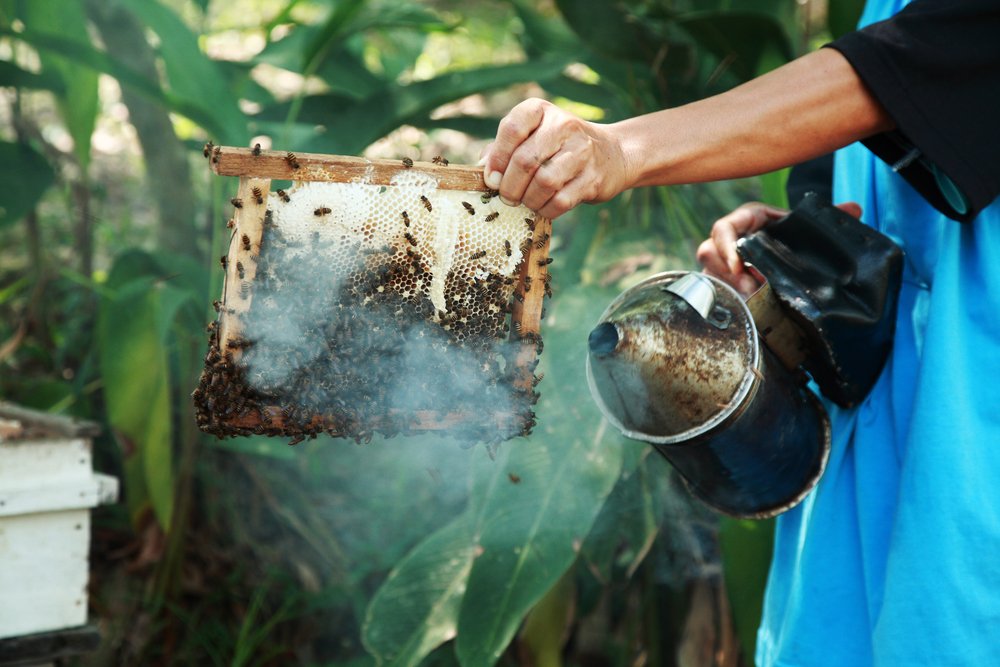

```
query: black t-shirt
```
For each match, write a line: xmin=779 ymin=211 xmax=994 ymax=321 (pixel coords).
xmin=825 ymin=0 xmax=1000 ymax=222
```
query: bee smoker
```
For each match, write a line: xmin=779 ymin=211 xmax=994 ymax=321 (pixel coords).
xmin=587 ymin=272 xmax=830 ymax=518
xmin=587 ymin=195 xmax=903 ymax=518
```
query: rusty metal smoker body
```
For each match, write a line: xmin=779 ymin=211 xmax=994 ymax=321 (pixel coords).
xmin=587 ymin=271 xmax=830 ymax=518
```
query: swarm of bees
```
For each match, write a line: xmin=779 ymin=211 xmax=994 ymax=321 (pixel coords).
xmin=193 ymin=160 xmax=553 ymax=448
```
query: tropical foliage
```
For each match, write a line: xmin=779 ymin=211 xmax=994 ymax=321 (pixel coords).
xmin=0 ymin=0 xmax=858 ymax=664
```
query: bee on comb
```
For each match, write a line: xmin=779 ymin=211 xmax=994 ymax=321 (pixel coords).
xmin=402 ymin=157 xmax=413 ymax=168
xmin=485 ymin=212 xmax=499 ymax=222
xmin=251 ymin=187 xmax=264 ymax=205
xmin=462 ymin=202 xmax=475 ymax=215
xmin=534 ymin=232 xmax=550 ymax=249
xmin=401 ymin=210 xmax=410 ymax=227
xmin=241 ymin=234 xmax=251 ymax=251
xmin=203 ymin=141 xmax=215 ymax=159
xmin=276 ymin=189 xmax=290 ymax=203
xmin=285 ymin=152 xmax=300 ymax=169
xmin=420 ymin=195 xmax=432 ymax=212
xmin=470 ymin=249 xmax=487 ymax=260
xmin=314 ymin=207 xmax=332 ymax=216
xmin=431 ymin=155 xmax=449 ymax=166
xmin=252 ymin=143 xmax=261 ymax=156
xmin=230 ymin=197 xmax=243 ymax=209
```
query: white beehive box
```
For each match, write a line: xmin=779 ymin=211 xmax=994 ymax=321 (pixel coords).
xmin=0 ymin=402 xmax=118 ymax=641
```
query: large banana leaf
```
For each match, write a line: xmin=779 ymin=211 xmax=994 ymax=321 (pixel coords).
xmin=0 ymin=141 xmax=55 ymax=227
xmin=21 ymin=0 xmax=98 ymax=170
xmin=98 ymin=250 xmax=201 ymax=530
xmin=454 ymin=282 xmax=628 ymax=666
xmin=287 ymin=56 xmax=574 ymax=155
xmin=0 ymin=26 xmax=228 ymax=139
xmin=362 ymin=513 xmax=477 ymax=667
xmin=115 ymin=0 xmax=245 ymax=145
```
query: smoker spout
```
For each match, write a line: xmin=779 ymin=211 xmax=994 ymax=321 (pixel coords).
xmin=588 ymin=322 xmax=620 ymax=356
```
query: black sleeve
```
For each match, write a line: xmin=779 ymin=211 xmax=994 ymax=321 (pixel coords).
xmin=826 ymin=0 xmax=1000 ymax=222
xmin=786 ymin=153 xmax=834 ymax=207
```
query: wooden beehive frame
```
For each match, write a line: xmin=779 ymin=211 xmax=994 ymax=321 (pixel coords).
xmin=203 ymin=146 xmax=552 ymax=438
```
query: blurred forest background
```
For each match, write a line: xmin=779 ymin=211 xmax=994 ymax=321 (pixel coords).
xmin=0 ymin=0 xmax=861 ymax=665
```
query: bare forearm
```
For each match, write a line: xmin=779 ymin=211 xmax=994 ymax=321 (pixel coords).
xmin=618 ymin=48 xmax=893 ymax=188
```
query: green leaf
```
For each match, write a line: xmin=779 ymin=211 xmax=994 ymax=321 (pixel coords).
xmin=554 ymin=0 xmax=663 ymax=63
xmin=0 ymin=25 xmax=228 ymax=138
xmin=0 ymin=59 xmax=65 ymax=92
xmin=580 ymin=451 xmax=658 ymax=583
xmin=509 ymin=0 xmax=581 ymax=58
xmin=0 ymin=140 xmax=55 ymax=227
xmin=362 ymin=512 xmax=476 ymax=667
xmin=23 ymin=0 xmax=99 ymax=170
xmin=828 ymin=0 xmax=866 ymax=39
xmin=114 ymin=0 xmax=246 ymax=145
xmin=454 ymin=283 xmax=626 ymax=666
xmin=307 ymin=56 xmax=573 ymax=155
xmin=675 ymin=11 xmax=793 ymax=83
xmin=418 ymin=115 xmax=503 ymax=140
xmin=98 ymin=250 xmax=176 ymax=529
xmin=719 ymin=517 xmax=774 ymax=660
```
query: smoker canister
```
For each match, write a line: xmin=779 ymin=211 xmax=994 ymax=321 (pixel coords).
xmin=586 ymin=271 xmax=830 ymax=518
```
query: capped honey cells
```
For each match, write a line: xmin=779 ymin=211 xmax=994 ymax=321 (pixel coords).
xmin=194 ymin=167 xmax=551 ymax=448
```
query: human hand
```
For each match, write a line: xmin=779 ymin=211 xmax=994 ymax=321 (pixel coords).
xmin=481 ymin=98 xmax=628 ymax=220
xmin=696 ymin=201 xmax=862 ymax=296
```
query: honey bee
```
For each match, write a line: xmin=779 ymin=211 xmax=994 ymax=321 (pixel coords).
xmin=524 ymin=217 xmax=536 ymax=231
xmin=470 ymin=249 xmax=487 ymax=260
xmin=236 ymin=260 xmax=245 ymax=279
xmin=285 ymin=151 xmax=300 ymax=169
xmin=485 ymin=212 xmax=499 ymax=222
xmin=401 ymin=210 xmax=410 ymax=227
xmin=534 ymin=232 xmax=550 ymax=249
xmin=203 ymin=141 xmax=214 ymax=158
xmin=314 ymin=207 xmax=332 ymax=216
xmin=219 ymin=255 xmax=227 ymax=270
xmin=241 ymin=234 xmax=251 ymax=251
xmin=524 ymin=276 xmax=532 ymax=291
xmin=226 ymin=336 xmax=254 ymax=350
xmin=481 ymin=189 xmax=499 ymax=203
xmin=514 ymin=292 xmax=524 ymax=303
xmin=404 ymin=231 xmax=418 ymax=246
xmin=402 ymin=157 xmax=413 ymax=168
xmin=276 ymin=189 xmax=290 ymax=203
xmin=230 ymin=197 xmax=243 ymax=209
xmin=537 ymin=257 xmax=553 ymax=267
xmin=251 ymin=187 xmax=263 ymax=205
xmin=420 ymin=195 xmax=432 ymax=212
xmin=212 ymin=146 xmax=221 ymax=163
xmin=508 ymin=472 xmax=521 ymax=484
xmin=504 ymin=240 xmax=512 ymax=256
xmin=462 ymin=201 xmax=475 ymax=215
xmin=226 ymin=218 xmax=235 ymax=229
xmin=432 ymin=155 xmax=449 ymax=166
xmin=252 ymin=143 xmax=262 ymax=156
xmin=532 ymin=373 xmax=544 ymax=387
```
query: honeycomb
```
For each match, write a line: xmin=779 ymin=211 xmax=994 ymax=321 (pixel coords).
xmin=194 ymin=166 xmax=547 ymax=448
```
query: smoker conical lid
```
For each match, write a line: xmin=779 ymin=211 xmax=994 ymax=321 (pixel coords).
xmin=586 ymin=272 xmax=759 ymax=444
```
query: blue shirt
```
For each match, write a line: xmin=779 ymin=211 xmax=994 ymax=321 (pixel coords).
xmin=756 ymin=2 xmax=1000 ymax=665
